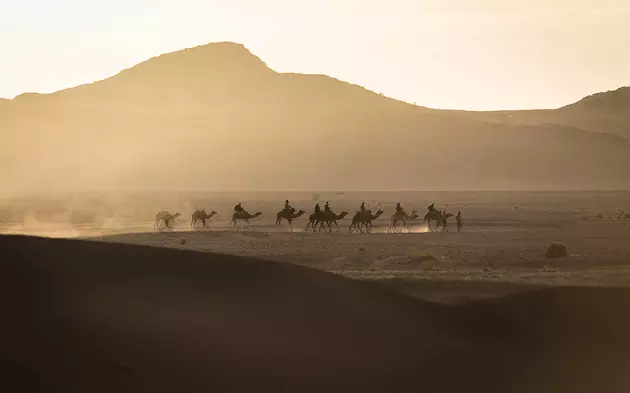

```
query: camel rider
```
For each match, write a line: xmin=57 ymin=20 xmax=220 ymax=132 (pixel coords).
xmin=428 ymin=202 xmax=436 ymax=212
xmin=314 ymin=203 xmax=322 ymax=215
xmin=324 ymin=201 xmax=331 ymax=214
xmin=396 ymin=202 xmax=404 ymax=215
xmin=359 ymin=201 xmax=368 ymax=216
xmin=284 ymin=200 xmax=294 ymax=214
xmin=234 ymin=202 xmax=244 ymax=214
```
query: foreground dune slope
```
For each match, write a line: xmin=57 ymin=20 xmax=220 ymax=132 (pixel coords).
xmin=1 ymin=235 xmax=629 ymax=392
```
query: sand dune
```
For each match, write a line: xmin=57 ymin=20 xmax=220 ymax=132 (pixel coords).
xmin=2 ymin=235 xmax=630 ymax=392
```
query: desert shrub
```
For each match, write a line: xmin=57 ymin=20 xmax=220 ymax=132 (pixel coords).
xmin=545 ymin=242 xmax=568 ymax=258
xmin=539 ymin=264 xmax=557 ymax=273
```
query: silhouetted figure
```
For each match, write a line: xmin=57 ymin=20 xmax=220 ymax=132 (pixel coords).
xmin=315 ymin=203 xmax=322 ymax=215
xmin=324 ymin=201 xmax=331 ymax=214
xmin=284 ymin=200 xmax=294 ymax=214
xmin=456 ymin=212 xmax=463 ymax=231
xmin=234 ymin=202 xmax=244 ymax=214
xmin=360 ymin=202 xmax=366 ymax=213
xmin=428 ymin=202 xmax=435 ymax=212
xmin=396 ymin=202 xmax=403 ymax=214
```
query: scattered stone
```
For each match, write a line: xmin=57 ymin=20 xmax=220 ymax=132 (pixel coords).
xmin=180 ymin=238 xmax=188 ymax=245
xmin=545 ymin=242 xmax=568 ymax=258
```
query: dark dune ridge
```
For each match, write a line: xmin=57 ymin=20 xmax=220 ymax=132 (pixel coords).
xmin=1 ymin=235 xmax=630 ymax=392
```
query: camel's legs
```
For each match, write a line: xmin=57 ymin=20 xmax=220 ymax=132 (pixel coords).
xmin=358 ymin=222 xmax=365 ymax=234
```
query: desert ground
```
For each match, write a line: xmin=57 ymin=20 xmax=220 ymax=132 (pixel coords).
xmin=2 ymin=190 xmax=629 ymax=303
xmin=3 ymin=191 xmax=630 ymax=392
xmin=3 ymin=235 xmax=630 ymax=393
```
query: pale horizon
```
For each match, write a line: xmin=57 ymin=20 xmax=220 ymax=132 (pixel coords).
xmin=2 ymin=0 xmax=629 ymax=111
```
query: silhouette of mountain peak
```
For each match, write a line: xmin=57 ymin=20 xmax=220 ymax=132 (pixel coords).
xmin=116 ymin=42 xmax=274 ymax=82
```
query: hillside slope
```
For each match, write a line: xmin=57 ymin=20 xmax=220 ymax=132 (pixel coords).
xmin=454 ymin=87 xmax=630 ymax=139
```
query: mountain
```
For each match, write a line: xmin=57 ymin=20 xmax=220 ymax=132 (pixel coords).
xmin=453 ymin=87 xmax=630 ymax=139
xmin=1 ymin=42 xmax=629 ymax=191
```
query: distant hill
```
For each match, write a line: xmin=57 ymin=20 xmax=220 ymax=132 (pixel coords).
xmin=1 ymin=42 xmax=629 ymax=191
xmin=564 ymin=86 xmax=630 ymax=112
xmin=455 ymin=86 xmax=630 ymax=139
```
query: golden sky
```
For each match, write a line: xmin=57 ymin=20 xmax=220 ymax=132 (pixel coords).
xmin=1 ymin=0 xmax=628 ymax=109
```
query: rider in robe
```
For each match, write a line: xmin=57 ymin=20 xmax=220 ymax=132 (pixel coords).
xmin=314 ymin=203 xmax=322 ymax=216
xmin=324 ymin=201 xmax=331 ymax=215
xmin=396 ymin=202 xmax=404 ymax=215
xmin=284 ymin=200 xmax=294 ymax=214
xmin=428 ymin=202 xmax=436 ymax=212
xmin=234 ymin=202 xmax=244 ymax=214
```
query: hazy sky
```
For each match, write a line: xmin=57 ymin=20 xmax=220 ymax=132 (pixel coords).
xmin=1 ymin=0 xmax=629 ymax=110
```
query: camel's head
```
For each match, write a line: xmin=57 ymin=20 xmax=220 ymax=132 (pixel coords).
xmin=253 ymin=212 xmax=263 ymax=218
xmin=295 ymin=210 xmax=306 ymax=217
xmin=173 ymin=212 xmax=182 ymax=218
xmin=445 ymin=213 xmax=453 ymax=219
xmin=339 ymin=212 xmax=349 ymax=219
xmin=209 ymin=211 xmax=217 ymax=217
xmin=374 ymin=210 xmax=384 ymax=218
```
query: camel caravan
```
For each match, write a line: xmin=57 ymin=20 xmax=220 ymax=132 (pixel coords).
xmin=154 ymin=200 xmax=462 ymax=234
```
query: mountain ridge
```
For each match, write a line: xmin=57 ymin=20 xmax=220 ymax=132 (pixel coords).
xmin=1 ymin=42 xmax=629 ymax=191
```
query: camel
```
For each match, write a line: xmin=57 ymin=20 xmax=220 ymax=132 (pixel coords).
xmin=154 ymin=211 xmax=181 ymax=232
xmin=276 ymin=209 xmax=306 ymax=230
xmin=387 ymin=209 xmax=418 ymax=233
xmin=306 ymin=211 xmax=349 ymax=232
xmin=423 ymin=210 xmax=453 ymax=232
xmin=190 ymin=209 xmax=217 ymax=230
xmin=230 ymin=211 xmax=263 ymax=231
xmin=349 ymin=210 xmax=384 ymax=233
